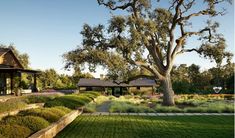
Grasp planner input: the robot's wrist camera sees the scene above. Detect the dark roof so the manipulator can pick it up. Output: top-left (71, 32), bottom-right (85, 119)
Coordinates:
top-left (0, 68), bottom-right (40, 74)
top-left (0, 48), bottom-right (24, 69)
top-left (0, 48), bottom-right (9, 56)
top-left (0, 48), bottom-right (39, 74)
top-left (77, 78), bottom-right (156, 87)
top-left (129, 78), bottom-right (156, 87)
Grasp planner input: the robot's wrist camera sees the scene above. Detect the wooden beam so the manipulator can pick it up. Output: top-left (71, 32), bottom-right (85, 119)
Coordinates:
top-left (33, 73), bottom-right (38, 92)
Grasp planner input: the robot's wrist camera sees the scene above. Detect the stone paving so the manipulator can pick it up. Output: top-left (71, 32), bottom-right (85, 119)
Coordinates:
top-left (82, 112), bottom-right (234, 116)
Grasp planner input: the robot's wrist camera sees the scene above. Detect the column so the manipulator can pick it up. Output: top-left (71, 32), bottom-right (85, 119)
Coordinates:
top-left (33, 73), bottom-right (38, 92)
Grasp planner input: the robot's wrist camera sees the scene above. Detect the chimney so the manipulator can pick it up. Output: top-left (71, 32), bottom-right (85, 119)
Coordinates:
top-left (100, 74), bottom-right (104, 80)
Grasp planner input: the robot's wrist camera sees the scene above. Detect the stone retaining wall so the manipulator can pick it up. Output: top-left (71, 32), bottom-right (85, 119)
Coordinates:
top-left (29, 110), bottom-right (82, 138)
top-left (0, 103), bottom-right (44, 120)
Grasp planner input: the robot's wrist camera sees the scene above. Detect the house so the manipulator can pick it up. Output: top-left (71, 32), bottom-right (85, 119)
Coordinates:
top-left (0, 48), bottom-right (39, 95)
top-left (77, 76), bottom-right (158, 96)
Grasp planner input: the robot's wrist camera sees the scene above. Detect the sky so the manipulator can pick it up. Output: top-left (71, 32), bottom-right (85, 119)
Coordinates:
top-left (0, 0), bottom-right (234, 78)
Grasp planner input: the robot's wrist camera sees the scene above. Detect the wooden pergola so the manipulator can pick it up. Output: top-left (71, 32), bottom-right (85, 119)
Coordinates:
top-left (0, 68), bottom-right (40, 95)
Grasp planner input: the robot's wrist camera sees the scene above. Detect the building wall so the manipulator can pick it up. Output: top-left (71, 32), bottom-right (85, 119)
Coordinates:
top-left (79, 86), bottom-right (155, 95)
top-left (0, 73), bottom-right (12, 95)
top-left (79, 87), bottom-right (104, 92)
top-left (129, 87), bottom-right (155, 95)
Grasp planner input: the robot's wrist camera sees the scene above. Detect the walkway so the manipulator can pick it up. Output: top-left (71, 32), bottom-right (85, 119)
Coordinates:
top-left (82, 112), bottom-right (234, 116)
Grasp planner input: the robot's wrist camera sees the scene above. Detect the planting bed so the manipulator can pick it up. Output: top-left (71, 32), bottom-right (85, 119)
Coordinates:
top-left (84, 94), bottom-right (235, 113)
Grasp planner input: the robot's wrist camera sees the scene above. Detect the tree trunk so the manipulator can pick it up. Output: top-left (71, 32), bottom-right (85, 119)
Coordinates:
top-left (161, 75), bottom-right (175, 106)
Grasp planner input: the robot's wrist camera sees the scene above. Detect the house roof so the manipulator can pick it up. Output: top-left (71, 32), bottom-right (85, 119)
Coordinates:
top-left (0, 48), bottom-right (24, 69)
top-left (0, 48), bottom-right (39, 74)
top-left (129, 78), bottom-right (156, 87)
top-left (77, 78), bottom-right (157, 87)
top-left (0, 48), bottom-right (11, 58)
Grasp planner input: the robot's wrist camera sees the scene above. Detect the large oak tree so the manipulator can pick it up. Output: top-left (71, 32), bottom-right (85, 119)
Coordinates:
top-left (64, 0), bottom-right (232, 106)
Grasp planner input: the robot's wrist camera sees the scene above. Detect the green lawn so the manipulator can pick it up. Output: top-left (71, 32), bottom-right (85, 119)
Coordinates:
top-left (56, 115), bottom-right (234, 138)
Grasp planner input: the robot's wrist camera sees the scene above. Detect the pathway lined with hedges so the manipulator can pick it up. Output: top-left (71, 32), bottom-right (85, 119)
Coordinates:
top-left (82, 112), bottom-right (234, 116)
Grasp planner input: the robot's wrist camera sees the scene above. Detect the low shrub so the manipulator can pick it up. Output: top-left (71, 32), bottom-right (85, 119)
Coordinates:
top-left (44, 107), bottom-right (68, 117)
top-left (80, 92), bottom-right (100, 99)
top-left (1, 115), bottom-right (49, 132)
top-left (155, 105), bottom-right (183, 113)
top-left (95, 96), bottom-right (110, 104)
top-left (44, 93), bottom-right (99, 109)
top-left (184, 107), bottom-right (207, 113)
top-left (19, 108), bottom-right (61, 123)
top-left (0, 125), bottom-right (31, 138)
top-left (24, 95), bottom-right (55, 104)
top-left (76, 95), bottom-right (93, 103)
top-left (83, 103), bottom-right (96, 113)
top-left (84, 91), bottom-right (101, 97)
top-left (44, 95), bottom-right (85, 109)
top-left (52, 106), bottom-right (71, 113)
top-left (204, 102), bottom-right (234, 113)
top-left (109, 101), bottom-right (154, 113)
top-left (183, 104), bottom-right (234, 113)
top-left (43, 99), bottom-right (64, 108)
top-left (0, 98), bottom-right (27, 113)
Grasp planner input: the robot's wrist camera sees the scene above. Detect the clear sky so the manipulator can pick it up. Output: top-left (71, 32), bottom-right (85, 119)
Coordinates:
top-left (0, 0), bottom-right (234, 78)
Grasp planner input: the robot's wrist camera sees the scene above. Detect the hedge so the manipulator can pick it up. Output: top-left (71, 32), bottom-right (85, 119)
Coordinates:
top-left (0, 98), bottom-right (27, 114)
top-left (44, 92), bottom-right (100, 109)
top-left (1, 115), bottom-right (49, 132)
top-left (19, 108), bottom-right (61, 123)
top-left (0, 125), bottom-right (31, 138)
top-left (24, 95), bottom-right (55, 104)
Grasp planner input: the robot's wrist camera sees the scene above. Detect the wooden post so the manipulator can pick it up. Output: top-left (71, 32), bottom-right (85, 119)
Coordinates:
top-left (152, 86), bottom-right (156, 95)
top-left (3, 73), bottom-right (6, 95)
top-left (120, 87), bottom-right (123, 95)
top-left (19, 72), bottom-right (22, 88)
top-left (10, 73), bottom-right (13, 94)
top-left (111, 87), bottom-right (114, 95)
top-left (33, 73), bottom-right (38, 92)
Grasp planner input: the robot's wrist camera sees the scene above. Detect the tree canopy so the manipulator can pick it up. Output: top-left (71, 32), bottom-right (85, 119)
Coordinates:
top-left (64, 0), bottom-right (233, 105)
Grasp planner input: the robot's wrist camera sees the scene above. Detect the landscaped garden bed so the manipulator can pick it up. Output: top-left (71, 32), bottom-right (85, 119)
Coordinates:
top-left (84, 94), bottom-right (234, 113)
top-left (0, 93), bottom-right (61, 115)
top-left (0, 92), bottom-right (100, 138)
top-left (56, 115), bottom-right (234, 138)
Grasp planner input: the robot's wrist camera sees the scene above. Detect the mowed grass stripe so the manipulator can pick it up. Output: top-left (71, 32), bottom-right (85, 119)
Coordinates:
top-left (56, 115), bottom-right (234, 138)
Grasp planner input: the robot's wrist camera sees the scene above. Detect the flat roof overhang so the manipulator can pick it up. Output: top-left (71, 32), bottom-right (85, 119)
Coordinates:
top-left (0, 68), bottom-right (40, 74)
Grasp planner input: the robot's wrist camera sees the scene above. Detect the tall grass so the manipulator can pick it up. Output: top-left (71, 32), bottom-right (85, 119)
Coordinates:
top-left (109, 101), bottom-right (154, 113)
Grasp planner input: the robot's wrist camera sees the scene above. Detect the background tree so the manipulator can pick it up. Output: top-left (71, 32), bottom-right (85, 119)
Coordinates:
top-left (39, 69), bottom-right (59, 88)
top-left (64, 0), bottom-right (232, 106)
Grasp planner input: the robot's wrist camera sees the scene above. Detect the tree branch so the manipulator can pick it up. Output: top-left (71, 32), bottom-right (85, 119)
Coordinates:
top-left (171, 27), bottom-right (213, 59)
top-left (132, 60), bottom-right (164, 80)
top-left (167, 0), bottom-right (184, 72)
top-left (97, 0), bottom-right (133, 10)
top-left (176, 48), bottom-right (202, 55)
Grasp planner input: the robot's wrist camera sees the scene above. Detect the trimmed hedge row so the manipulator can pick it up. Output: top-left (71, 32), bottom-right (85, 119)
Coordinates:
top-left (19, 106), bottom-right (71, 123)
top-left (0, 106), bottom-right (71, 138)
top-left (0, 94), bottom-right (58, 114)
top-left (44, 92), bottom-right (100, 109)
top-left (0, 125), bottom-right (31, 138)
top-left (0, 92), bottom-right (99, 138)
top-left (1, 116), bottom-right (50, 132)
top-left (0, 98), bottom-right (27, 114)
top-left (24, 95), bottom-right (56, 104)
